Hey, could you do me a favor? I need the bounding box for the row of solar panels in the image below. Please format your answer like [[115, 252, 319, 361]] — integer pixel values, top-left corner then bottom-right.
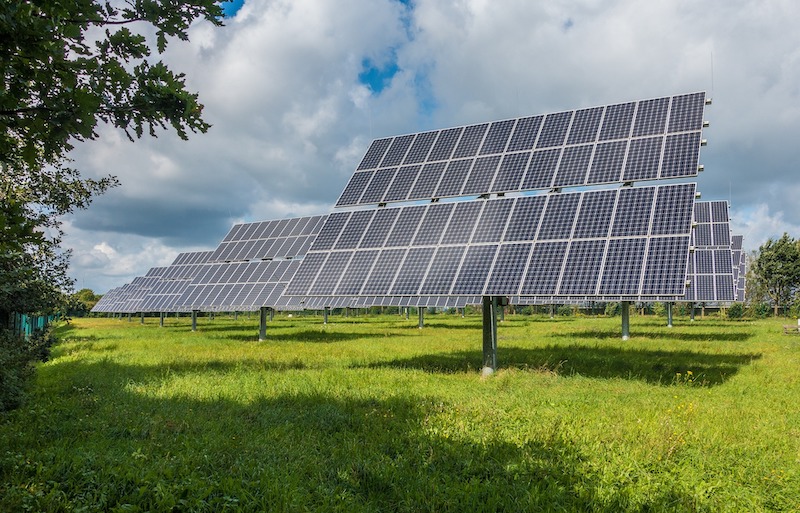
[[92, 199, 745, 314], [92, 91, 745, 315]]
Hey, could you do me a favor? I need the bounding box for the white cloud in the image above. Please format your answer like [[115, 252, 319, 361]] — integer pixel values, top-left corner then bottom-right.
[[64, 0, 800, 292]]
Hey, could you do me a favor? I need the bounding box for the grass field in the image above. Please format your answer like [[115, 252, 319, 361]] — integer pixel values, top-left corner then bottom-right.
[[1, 311, 799, 511]]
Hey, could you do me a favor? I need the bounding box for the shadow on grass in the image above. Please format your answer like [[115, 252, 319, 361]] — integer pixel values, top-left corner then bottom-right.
[[362, 345, 760, 386], [551, 328, 754, 342], [3, 357, 709, 512]]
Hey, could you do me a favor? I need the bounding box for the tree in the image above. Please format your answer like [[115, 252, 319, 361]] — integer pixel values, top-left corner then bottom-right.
[[0, 0, 222, 409], [750, 233, 800, 316]]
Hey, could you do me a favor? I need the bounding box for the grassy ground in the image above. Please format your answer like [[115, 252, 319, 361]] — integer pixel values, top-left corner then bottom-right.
[[1, 311, 798, 512]]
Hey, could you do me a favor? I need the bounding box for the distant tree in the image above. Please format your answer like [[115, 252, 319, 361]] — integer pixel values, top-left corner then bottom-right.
[[68, 288, 102, 316], [0, 0, 222, 409], [750, 234, 800, 316]]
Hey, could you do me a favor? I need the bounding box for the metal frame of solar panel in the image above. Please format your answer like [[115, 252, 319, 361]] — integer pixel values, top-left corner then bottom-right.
[[337, 92, 706, 208], [171, 215, 326, 313], [682, 201, 736, 303]]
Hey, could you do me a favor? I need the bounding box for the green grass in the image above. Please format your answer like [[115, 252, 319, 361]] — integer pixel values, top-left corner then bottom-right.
[[1, 312, 799, 511]]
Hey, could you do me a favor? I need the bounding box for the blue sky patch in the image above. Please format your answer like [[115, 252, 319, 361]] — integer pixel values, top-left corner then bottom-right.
[[221, 0, 245, 18], [359, 56, 400, 94]]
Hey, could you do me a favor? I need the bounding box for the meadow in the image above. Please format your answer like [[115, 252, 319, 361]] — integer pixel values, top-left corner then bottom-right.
[[1, 310, 798, 512]]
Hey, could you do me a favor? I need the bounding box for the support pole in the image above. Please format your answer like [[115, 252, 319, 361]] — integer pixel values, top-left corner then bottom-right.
[[323, 307, 329, 325], [259, 307, 268, 341], [191, 310, 198, 332], [690, 302, 695, 322], [549, 304, 554, 319], [482, 296, 498, 375], [269, 308, 274, 322], [418, 307, 424, 329], [140, 311, 144, 324], [621, 301, 630, 340], [500, 305, 505, 322], [405, 307, 409, 320], [159, 312, 164, 327], [345, 307, 349, 318], [234, 311, 238, 321], [667, 302, 673, 328]]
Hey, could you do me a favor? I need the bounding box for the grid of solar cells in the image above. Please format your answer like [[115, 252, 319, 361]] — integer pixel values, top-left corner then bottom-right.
[[210, 215, 326, 262], [137, 251, 215, 312], [286, 183, 696, 300], [732, 234, 747, 302], [338, 92, 706, 207], [683, 201, 736, 303]]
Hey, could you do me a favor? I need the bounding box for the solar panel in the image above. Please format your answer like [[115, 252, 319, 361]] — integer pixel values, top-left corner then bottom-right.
[[210, 215, 326, 262], [337, 92, 706, 207], [286, 183, 697, 302], [682, 201, 736, 303]]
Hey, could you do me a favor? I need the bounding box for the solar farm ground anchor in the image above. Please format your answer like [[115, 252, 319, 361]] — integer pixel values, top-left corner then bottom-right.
[[482, 296, 508, 376], [259, 307, 269, 341], [621, 301, 630, 340]]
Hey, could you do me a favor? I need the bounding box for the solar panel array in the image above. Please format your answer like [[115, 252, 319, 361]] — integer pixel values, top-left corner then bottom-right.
[[286, 183, 697, 301], [337, 92, 706, 207], [731, 234, 747, 302], [138, 251, 214, 312], [210, 215, 326, 262], [683, 201, 735, 303]]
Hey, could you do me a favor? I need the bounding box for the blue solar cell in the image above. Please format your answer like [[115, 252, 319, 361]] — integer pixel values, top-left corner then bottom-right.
[[651, 184, 695, 236], [622, 136, 663, 181], [490, 152, 530, 192], [536, 111, 572, 148], [552, 144, 593, 187], [485, 243, 532, 295], [462, 155, 501, 195], [668, 92, 706, 132], [504, 195, 546, 242], [336, 170, 373, 207], [408, 162, 446, 200], [694, 224, 712, 246], [412, 203, 455, 246], [660, 133, 700, 178], [520, 242, 568, 295], [472, 199, 514, 243], [453, 124, 489, 158], [451, 245, 497, 294], [380, 134, 415, 167], [520, 148, 559, 189], [441, 201, 482, 244], [403, 131, 438, 164], [435, 159, 473, 197], [385, 205, 426, 246], [599, 102, 635, 140], [598, 238, 646, 295], [427, 128, 462, 161], [585, 140, 626, 184], [537, 194, 581, 240], [360, 168, 397, 204], [611, 187, 655, 237], [641, 236, 690, 295], [335, 250, 378, 295], [710, 201, 728, 223], [419, 246, 466, 294], [573, 189, 616, 239], [567, 107, 603, 144], [334, 210, 375, 249], [507, 115, 543, 151], [558, 239, 606, 295], [309, 251, 353, 295], [362, 249, 406, 294], [357, 138, 392, 170], [360, 208, 400, 248], [633, 97, 669, 136], [480, 119, 516, 155], [390, 247, 435, 294], [311, 212, 351, 251]]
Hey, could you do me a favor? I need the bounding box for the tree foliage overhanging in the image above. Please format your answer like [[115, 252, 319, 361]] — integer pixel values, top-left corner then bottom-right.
[[0, 0, 222, 323], [1, 1, 222, 409], [749, 233, 800, 316]]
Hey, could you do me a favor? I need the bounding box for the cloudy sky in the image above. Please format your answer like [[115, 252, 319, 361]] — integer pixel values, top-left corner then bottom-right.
[[64, 0, 800, 293]]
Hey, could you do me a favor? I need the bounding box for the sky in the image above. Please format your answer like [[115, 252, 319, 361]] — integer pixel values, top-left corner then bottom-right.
[[63, 0, 800, 293]]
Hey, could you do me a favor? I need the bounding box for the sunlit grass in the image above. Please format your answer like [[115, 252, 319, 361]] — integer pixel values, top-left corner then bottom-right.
[[1, 311, 799, 511]]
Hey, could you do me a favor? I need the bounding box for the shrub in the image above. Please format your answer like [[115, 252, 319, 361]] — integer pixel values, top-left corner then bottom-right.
[[0, 327, 57, 412], [604, 302, 620, 316], [727, 303, 745, 319]]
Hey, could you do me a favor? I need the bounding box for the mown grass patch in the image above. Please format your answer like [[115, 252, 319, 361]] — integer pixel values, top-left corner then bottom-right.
[[1, 312, 799, 511]]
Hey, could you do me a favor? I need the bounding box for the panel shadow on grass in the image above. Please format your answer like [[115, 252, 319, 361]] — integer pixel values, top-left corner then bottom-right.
[[552, 328, 754, 342], [8, 357, 708, 511], [361, 345, 760, 386]]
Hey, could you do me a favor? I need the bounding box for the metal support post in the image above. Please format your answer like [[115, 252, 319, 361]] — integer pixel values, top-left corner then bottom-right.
[[191, 310, 198, 332], [621, 301, 630, 340], [159, 312, 164, 327], [269, 308, 274, 322], [482, 296, 498, 375], [345, 307, 349, 318], [234, 311, 238, 321], [323, 307, 329, 325], [667, 302, 673, 328], [690, 302, 695, 322], [127, 313, 131, 322], [418, 308, 424, 329], [259, 307, 268, 341], [549, 304, 554, 319], [405, 307, 409, 320], [140, 311, 144, 324]]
